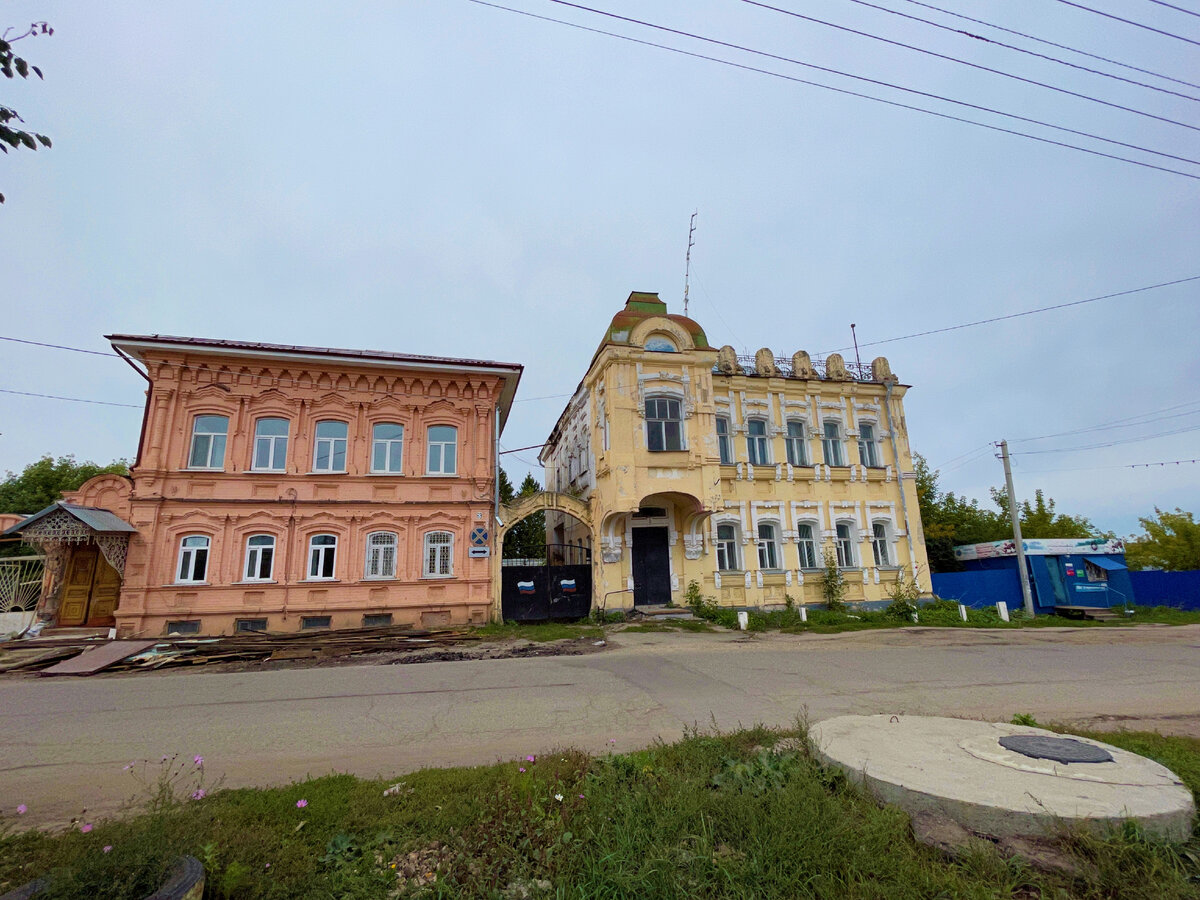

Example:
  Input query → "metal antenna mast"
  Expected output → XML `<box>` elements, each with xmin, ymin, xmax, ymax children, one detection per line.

<box><xmin>683</xmin><ymin>211</ymin><xmax>697</xmax><ymax>317</ymax></box>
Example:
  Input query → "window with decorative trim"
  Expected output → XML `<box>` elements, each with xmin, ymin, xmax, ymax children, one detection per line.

<box><xmin>823</xmin><ymin>421</ymin><xmax>846</xmax><ymax>467</ymax></box>
<box><xmin>747</xmin><ymin>419</ymin><xmax>770</xmax><ymax>466</ymax></box>
<box><xmin>716</xmin><ymin>523</ymin><xmax>739</xmax><ymax>571</ymax></box>
<box><xmin>715</xmin><ymin>416</ymin><xmax>733</xmax><ymax>464</ymax></box>
<box><xmin>424</xmin><ymin>531</ymin><xmax>454</xmax><ymax>577</ymax></box>
<box><xmin>371</xmin><ymin>423</ymin><xmax>404</xmax><ymax>473</ymax></box>
<box><xmin>796</xmin><ymin>523</ymin><xmax>818</xmax><ymax>569</ymax></box>
<box><xmin>835</xmin><ymin>522</ymin><xmax>856</xmax><ymax>567</ymax></box>
<box><xmin>871</xmin><ymin>522</ymin><xmax>891</xmax><ymax>566</ymax></box>
<box><xmin>365</xmin><ymin>531</ymin><xmax>398</xmax><ymax>579</ymax></box>
<box><xmin>785</xmin><ymin>420</ymin><xmax>808</xmax><ymax>466</ymax></box>
<box><xmin>757</xmin><ymin>522</ymin><xmax>781</xmax><ymax>570</ymax></box>
<box><xmin>858</xmin><ymin>422</ymin><xmax>881</xmax><ymax>467</ymax></box>
<box><xmin>313</xmin><ymin>420</ymin><xmax>348</xmax><ymax>472</ymax></box>
<box><xmin>243</xmin><ymin>534</ymin><xmax>275</xmax><ymax>581</ymax></box>
<box><xmin>427</xmin><ymin>425</ymin><xmax>458</xmax><ymax>475</ymax></box>
<box><xmin>188</xmin><ymin>416</ymin><xmax>228</xmax><ymax>469</ymax></box>
<box><xmin>307</xmin><ymin>533</ymin><xmax>338</xmax><ymax>580</ymax></box>
<box><xmin>644</xmin><ymin>335</ymin><xmax>678</xmax><ymax>352</ymax></box>
<box><xmin>645</xmin><ymin>396</ymin><xmax>683</xmax><ymax>452</ymax></box>
<box><xmin>176</xmin><ymin>535</ymin><xmax>210</xmax><ymax>583</ymax></box>
<box><xmin>252</xmin><ymin>418</ymin><xmax>289</xmax><ymax>472</ymax></box>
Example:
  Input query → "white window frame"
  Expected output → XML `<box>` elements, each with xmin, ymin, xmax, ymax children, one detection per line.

<box><xmin>858</xmin><ymin>422</ymin><xmax>881</xmax><ymax>468</ymax></box>
<box><xmin>426</xmin><ymin>425</ymin><xmax>458</xmax><ymax>475</ymax></box>
<box><xmin>823</xmin><ymin>421</ymin><xmax>846</xmax><ymax>467</ymax></box>
<box><xmin>757</xmin><ymin>522</ymin><xmax>781</xmax><ymax>571</ymax></box>
<box><xmin>243</xmin><ymin>534</ymin><xmax>275</xmax><ymax>581</ymax></box>
<box><xmin>252</xmin><ymin>418</ymin><xmax>289</xmax><ymax>472</ymax></box>
<box><xmin>423</xmin><ymin>531</ymin><xmax>454</xmax><ymax>578</ymax></box>
<box><xmin>796</xmin><ymin>523</ymin><xmax>819</xmax><ymax>569</ymax></box>
<box><xmin>365</xmin><ymin>531</ymin><xmax>398</xmax><ymax>579</ymax></box>
<box><xmin>785</xmin><ymin>420</ymin><xmax>808</xmax><ymax>466</ymax></box>
<box><xmin>835</xmin><ymin>522</ymin><xmax>856</xmax><ymax>568</ymax></box>
<box><xmin>307</xmin><ymin>533</ymin><xmax>338</xmax><ymax>580</ymax></box>
<box><xmin>176</xmin><ymin>535</ymin><xmax>210</xmax><ymax>584</ymax></box>
<box><xmin>187</xmin><ymin>415</ymin><xmax>228</xmax><ymax>470</ymax></box>
<box><xmin>645</xmin><ymin>396</ymin><xmax>684</xmax><ymax>452</ymax></box>
<box><xmin>371</xmin><ymin>423</ymin><xmax>404</xmax><ymax>474</ymax></box>
<box><xmin>872</xmin><ymin>521</ymin><xmax>891</xmax><ymax>566</ymax></box>
<box><xmin>716</xmin><ymin>523</ymin><xmax>740</xmax><ymax>571</ymax></box>
<box><xmin>312</xmin><ymin>420</ymin><xmax>348</xmax><ymax>473</ymax></box>
<box><xmin>715</xmin><ymin>416</ymin><xmax>733</xmax><ymax>465</ymax></box>
<box><xmin>746</xmin><ymin>418</ymin><xmax>770</xmax><ymax>466</ymax></box>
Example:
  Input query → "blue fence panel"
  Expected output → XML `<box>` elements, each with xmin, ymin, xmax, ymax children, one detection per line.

<box><xmin>930</xmin><ymin>570</ymin><xmax>1021</xmax><ymax>608</ymax></box>
<box><xmin>1128</xmin><ymin>570</ymin><xmax>1200</xmax><ymax>611</ymax></box>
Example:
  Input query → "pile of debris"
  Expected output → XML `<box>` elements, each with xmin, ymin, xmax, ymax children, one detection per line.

<box><xmin>0</xmin><ymin>624</ymin><xmax>479</xmax><ymax>676</ymax></box>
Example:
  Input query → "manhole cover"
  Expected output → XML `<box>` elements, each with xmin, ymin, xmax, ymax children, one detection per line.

<box><xmin>999</xmin><ymin>735</ymin><xmax>1114</xmax><ymax>764</ymax></box>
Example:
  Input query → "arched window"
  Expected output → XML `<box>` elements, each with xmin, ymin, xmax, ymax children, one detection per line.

<box><xmin>424</xmin><ymin>531</ymin><xmax>454</xmax><ymax>577</ymax></box>
<box><xmin>858</xmin><ymin>422</ymin><xmax>881</xmax><ymax>467</ymax></box>
<box><xmin>176</xmin><ymin>535</ymin><xmax>210</xmax><ymax>583</ymax></box>
<box><xmin>307</xmin><ymin>533</ymin><xmax>338</xmax><ymax>580</ymax></box>
<box><xmin>645</xmin><ymin>396</ymin><xmax>683</xmax><ymax>452</ymax></box>
<box><xmin>244</xmin><ymin>534</ymin><xmax>275</xmax><ymax>581</ymax></box>
<box><xmin>313</xmin><ymin>421</ymin><xmax>348</xmax><ymax>472</ymax></box>
<box><xmin>188</xmin><ymin>415</ymin><xmax>228</xmax><ymax>469</ymax></box>
<box><xmin>365</xmin><ymin>531</ymin><xmax>398</xmax><ymax>578</ymax></box>
<box><xmin>715</xmin><ymin>416</ymin><xmax>733</xmax><ymax>465</ymax></box>
<box><xmin>252</xmin><ymin>418</ymin><xmax>289</xmax><ymax>472</ymax></box>
<box><xmin>644</xmin><ymin>335</ymin><xmax>678</xmax><ymax>352</ymax></box>
<box><xmin>823</xmin><ymin>421</ymin><xmax>846</xmax><ymax>467</ymax></box>
<box><xmin>796</xmin><ymin>523</ymin><xmax>818</xmax><ymax>569</ymax></box>
<box><xmin>872</xmin><ymin>522</ymin><xmax>891</xmax><ymax>566</ymax></box>
<box><xmin>835</xmin><ymin>522</ymin><xmax>856</xmax><ymax>567</ymax></box>
<box><xmin>716</xmin><ymin>523</ymin><xmax>739</xmax><ymax>571</ymax></box>
<box><xmin>372</xmin><ymin>423</ymin><xmax>404</xmax><ymax>473</ymax></box>
<box><xmin>757</xmin><ymin>522</ymin><xmax>781</xmax><ymax>570</ymax></box>
<box><xmin>427</xmin><ymin>425</ymin><xmax>458</xmax><ymax>475</ymax></box>
<box><xmin>746</xmin><ymin>419</ymin><xmax>770</xmax><ymax>466</ymax></box>
<box><xmin>785</xmin><ymin>420</ymin><xmax>808</xmax><ymax>466</ymax></box>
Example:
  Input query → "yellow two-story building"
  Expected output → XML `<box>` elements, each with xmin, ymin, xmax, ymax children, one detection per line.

<box><xmin>539</xmin><ymin>291</ymin><xmax>929</xmax><ymax>609</ymax></box>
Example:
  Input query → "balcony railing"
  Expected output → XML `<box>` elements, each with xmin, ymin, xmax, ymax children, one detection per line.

<box><xmin>718</xmin><ymin>353</ymin><xmax>878</xmax><ymax>382</ymax></box>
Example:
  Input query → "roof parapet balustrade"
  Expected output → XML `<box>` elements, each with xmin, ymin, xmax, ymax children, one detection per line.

<box><xmin>714</xmin><ymin>346</ymin><xmax>891</xmax><ymax>383</ymax></box>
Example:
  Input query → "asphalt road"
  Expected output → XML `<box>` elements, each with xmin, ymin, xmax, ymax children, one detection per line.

<box><xmin>3</xmin><ymin>625</ymin><xmax>1199</xmax><ymax>828</ymax></box>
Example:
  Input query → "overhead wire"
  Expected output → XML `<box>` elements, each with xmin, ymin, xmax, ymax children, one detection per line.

<box><xmin>1053</xmin><ymin>0</ymin><xmax>1200</xmax><ymax>48</ymax></box>
<box><xmin>1142</xmin><ymin>0</ymin><xmax>1200</xmax><ymax>20</ymax></box>
<box><xmin>1011</xmin><ymin>399</ymin><xmax>1200</xmax><ymax>443</ymax></box>
<box><xmin>0</xmin><ymin>335</ymin><xmax>118</xmax><ymax>357</ymax></box>
<box><xmin>1009</xmin><ymin>421</ymin><xmax>1200</xmax><ymax>454</ymax></box>
<box><xmin>0</xmin><ymin>388</ymin><xmax>143</xmax><ymax>409</ymax></box>
<box><xmin>465</xmin><ymin>0</ymin><xmax>1200</xmax><ymax>180</ymax></box>
<box><xmin>1017</xmin><ymin>456</ymin><xmax>1199</xmax><ymax>473</ymax></box>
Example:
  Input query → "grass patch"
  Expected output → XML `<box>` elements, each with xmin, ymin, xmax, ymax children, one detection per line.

<box><xmin>620</xmin><ymin>619</ymin><xmax>715</xmax><ymax>633</ymax></box>
<box><xmin>4</xmin><ymin>724</ymin><xmax>1198</xmax><ymax>899</ymax></box>
<box><xmin>471</xmin><ymin>622</ymin><xmax>603</xmax><ymax>643</ymax></box>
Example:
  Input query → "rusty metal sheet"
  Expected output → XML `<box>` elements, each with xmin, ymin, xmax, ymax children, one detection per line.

<box><xmin>39</xmin><ymin>640</ymin><xmax>158</xmax><ymax>676</ymax></box>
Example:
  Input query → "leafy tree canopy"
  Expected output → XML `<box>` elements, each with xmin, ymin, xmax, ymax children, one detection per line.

<box><xmin>502</xmin><ymin>470</ymin><xmax>547</xmax><ymax>560</ymax></box>
<box><xmin>0</xmin><ymin>455</ymin><xmax>129</xmax><ymax>515</ymax></box>
<box><xmin>1</xmin><ymin>21</ymin><xmax>53</xmax><ymax>203</ymax></box>
<box><xmin>1125</xmin><ymin>508</ymin><xmax>1200</xmax><ymax>571</ymax></box>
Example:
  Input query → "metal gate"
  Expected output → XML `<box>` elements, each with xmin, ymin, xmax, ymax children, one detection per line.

<box><xmin>501</xmin><ymin>543</ymin><xmax>592</xmax><ymax>622</ymax></box>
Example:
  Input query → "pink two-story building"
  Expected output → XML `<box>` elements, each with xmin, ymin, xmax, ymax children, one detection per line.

<box><xmin>6</xmin><ymin>335</ymin><xmax>521</xmax><ymax>637</ymax></box>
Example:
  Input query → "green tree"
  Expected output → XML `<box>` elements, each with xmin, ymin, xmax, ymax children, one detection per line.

<box><xmin>1125</xmin><ymin>508</ymin><xmax>1200</xmax><ymax>571</ymax></box>
<box><xmin>503</xmin><ymin>472</ymin><xmax>546</xmax><ymax>560</ymax></box>
<box><xmin>0</xmin><ymin>455</ymin><xmax>129</xmax><ymax>514</ymax></box>
<box><xmin>1</xmin><ymin>21</ymin><xmax>54</xmax><ymax>203</ymax></box>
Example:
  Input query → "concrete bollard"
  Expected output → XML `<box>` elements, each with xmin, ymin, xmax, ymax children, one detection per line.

<box><xmin>737</xmin><ymin>610</ymin><xmax>749</xmax><ymax>631</ymax></box>
<box><xmin>997</xmin><ymin>601</ymin><xmax>1010</xmax><ymax>623</ymax></box>
<box><xmin>799</xmin><ymin>605</ymin><xmax>807</xmax><ymax>623</ymax></box>
<box><xmin>958</xmin><ymin>604</ymin><xmax>968</xmax><ymax>622</ymax></box>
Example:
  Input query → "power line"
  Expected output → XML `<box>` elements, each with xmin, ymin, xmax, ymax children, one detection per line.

<box><xmin>841</xmin><ymin>0</ymin><xmax>1200</xmax><ymax>104</ymax></box>
<box><xmin>1010</xmin><ymin>421</ymin><xmax>1200</xmax><ymax>454</ymax></box>
<box><xmin>825</xmin><ymin>274</ymin><xmax>1200</xmax><ymax>353</ymax></box>
<box><xmin>0</xmin><ymin>335</ymin><xmax>118</xmax><ymax>357</ymax></box>
<box><xmin>737</xmin><ymin>0</ymin><xmax>1200</xmax><ymax>132</ymax></box>
<box><xmin>1018</xmin><ymin>457</ymin><xmax>1199</xmax><ymax>474</ymax></box>
<box><xmin>1054</xmin><ymin>0</ymin><xmax>1200</xmax><ymax>48</ymax></box>
<box><xmin>0</xmin><ymin>388</ymin><xmax>143</xmax><ymax>409</ymax></box>
<box><xmin>1143</xmin><ymin>0</ymin><xmax>1200</xmax><ymax>20</ymax></box>
<box><xmin>467</xmin><ymin>0</ymin><xmax>1200</xmax><ymax>180</ymax></box>
<box><xmin>899</xmin><ymin>0</ymin><xmax>1200</xmax><ymax>91</ymax></box>
<box><xmin>1011</xmin><ymin>399</ymin><xmax>1200</xmax><ymax>443</ymax></box>
<box><xmin>512</xmin><ymin>392</ymin><xmax>574</xmax><ymax>403</ymax></box>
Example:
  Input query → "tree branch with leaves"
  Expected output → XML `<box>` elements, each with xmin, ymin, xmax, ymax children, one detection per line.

<box><xmin>1</xmin><ymin>20</ymin><xmax>54</xmax><ymax>203</ymax></box>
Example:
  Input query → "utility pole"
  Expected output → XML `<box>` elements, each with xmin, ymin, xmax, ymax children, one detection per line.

<box><xmin>683</xmin><ymin>211</ymin><xmax>696</xmax><ymax>317</ymax></box>
<box><xmin>999</xmin><ymin>439</ymin><xmax>1035</xmax><ymax>617</ymax></box>
<box><xmin>851</xmin><ymin>323</ymin><xmax>862</xmax><ymax>370</ymax></box>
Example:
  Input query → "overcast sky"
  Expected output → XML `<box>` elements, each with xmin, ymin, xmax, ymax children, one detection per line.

<box><xmin>2</xmin><ymin>0</ymin><xmax>1197</xmax><ymax>536</ymax></box>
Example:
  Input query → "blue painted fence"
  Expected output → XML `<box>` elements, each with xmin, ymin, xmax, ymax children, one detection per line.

<box><xmin>930</xmin><ymin>570</ymin><xmax>1021</xmax><ymax>609</ymax></box>
<box><xmin>1127</xmin><ymin>570</ymin><xmax>1200</xmax><ymax>611</ymax></box>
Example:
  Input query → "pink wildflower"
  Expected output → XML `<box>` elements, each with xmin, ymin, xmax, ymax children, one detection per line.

<box><xmin>579</xmin><ymin>794</ymin><xmax>585</xmax><ymax>799</ymax></box>
<box><xmin>519</xmin><ymin>767</ymin><xmax>526</xmax><ymax>773</ymax></box>
<box><xmin>296</xmin><ymin>799</ymin><xmax>308</xmax><ymax>808</ymax></box>
<box><xmin>265</xmin><ymin>863</ymin><xmax>271</xmax><ymax>870</ymax></box>
<box><xmin>122</xmin><ymin>763</ymin><xmax>134</xmax><ymax>771</ymax></box>
<box><xmin>81</xmin><ymin>823</ymin><xmax>93</xmax><ymax>833</ymax></box>
<box><xmin>16</xmin><ymin>804</ymin><xmax>27</xmax><ymax>815</ymax></box>
<box><xmin>103</xmin><ymin>846</ymin><xmax>113</xmax><ymax>854</ymax></box>
<box><xmin>526</xmin><ymin>755</ymin><xmax>536</xmax><ymax>763</ymax></box>
<box><xmin>193</xmin><ymin>755</ymin><xmax>204</xmax><ymax>767</ymax></box>
<box><xmin>191</xmin><ymin>789</ymin><xmax>206</xmax><ymax>800</ymax></box>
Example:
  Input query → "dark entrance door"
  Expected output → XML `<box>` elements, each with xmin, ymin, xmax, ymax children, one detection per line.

<box><xmin>632</xmin><ymin>527</ymin><xmax>670</xmax><ymax>606</ymax></box>
<box><xmin>501</xmin><ymin>543</ymin><xmax>592</xmax><ymax>622</ymax></box>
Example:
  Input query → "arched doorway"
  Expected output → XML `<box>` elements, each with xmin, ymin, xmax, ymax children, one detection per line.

<box><xmin>494</xmin><ymin>492</ymin><xmax>594</xmax><ymax>622</ymax></box>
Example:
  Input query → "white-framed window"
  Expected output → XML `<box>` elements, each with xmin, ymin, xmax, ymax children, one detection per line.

<box><xmin>645</xmin><ymin>396</ymin><xmax>683</xmax><ymax>452</ymax></box>
<box><xmin>188</xmin><ymin>415</ymin><xmax>228</xmax><ymax>469</ymax></box>
<box><xmin>835</xmin><ymin>522</ymin><xmax>856</xmax><ymax>567</ymax></box>
<box><xmin>796</xmin><ymin>523</ymin><xmax>818</xmax><ymax>569</ymax></box>
<box><xmin>371</xmin><ymin>423</ymin><xmax>404</xmax><ymax>473</ymax></box>
<box><xmin>427</xmin><ymin>425</ymin><xmax>458</xmax><ymax>475</ymax></box>
<box><xmin>757</xmin><ymin>522</ymin><xmax>781</xmax><ymax>570</ymax></box>
<box><xmin>715</xmin><ymin>416</ymin><xmax>733</xmax><ymax>465</ymax></box>
<box><xmin>716</xmin><ymin>523</ymin><xmax>739</xmax><ymax>571</ymax></box>
<box><xmin>423</xmin><ymin>531</ymin><xmax>454</xmax><ymax>577</ymax></box>
<box><xmin>872</xmin><ymin>522</ymin><xmax>891</xmax><ymax>566</ymax></box>
<box><xmin>858</xmin><ymin>422</ymin><xmax>881</xmax><ymax>467</ymax></box>
<box><xmin>176</xmin><ymin>535</ymin><xmax>210</xmax><ymax>583</ymax></box>
<box><xmin>307</xmin><ymin>533</ymin><xmax>338</xmax><ymax>580</ymax></box>
<box><xmin>244</xmin><ymin>534</ymin><xmax>275</xmax><ymax>581</ymax></box>
<box><xmin>785</xmin><ymin>420</ymin><xmax>808</xmax><ymax>466</ymax></box>
<box><xmin>365</xmin><ymin>531</ymin><xmax>398</xmax><ymax>579</ymax></box>
<box><xmin>1085</xmin><ymin>559</ymin><xmax>1108</xmax><ymax>582</ymax></box>
<box><xmin>746</xmin><ymin>419</ymin><xmax>770</xmax><ymax>466</ymax></box>
<box><xmin>823</xmin><ymin>421</ymin><xmax>846</xmax><ymax>467</ymax></box>
<box><xmin>645</xmin><ymin>335</ymin><xmax>678</xmax><ymax>352</ymax></box>
<box><xmin>313</xmin><ymin>420</ymin><xmax>348</xmax><ymax>472</ymax></box>
<box><xmin>252</xmin><ymin>418</ymin><xmax>289</xmax><ymax>472</ymax></box>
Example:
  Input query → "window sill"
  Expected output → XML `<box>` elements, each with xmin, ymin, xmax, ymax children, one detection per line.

<box><xmin>170</xmin><ymin>582</ymin><xmax>209</xmax><ymax>587</ymax></box>
<box><xmin>363</xmin><ymin>575</ymin><xmax>397</xmax><ymax>581</ymax></box>
<box><xmin>716</xmin><ymin>569</ymin><xmax>744</xmax><ymax>575</ymax></box>
<box><xmin>422</xmin><ymin>574</ymin><xmax>455</xmax><ymax>580</ymax></box>
<box><xmin>306</xmin><ymin>471</ymin><xmax>347</xmax><ymax>476</ymax></box>
<box><xmin>249</xmin><ymin>469</ymin><xmax>287</xmax><ymax>475</ymax></box>
<box><xmin>304</xmin><ymin>578</ymin><xmax>340</xmax><ymax>583</ymax></box>
<box><xmin>183</xmin><ymin>467</ymin><xmax>224</xmax><ymax>473</ymax></box>
<box><xmin>647</xmin><ymin>449</ymin><xmax>688</xmax><ymax>454</ymax></box>
<box><xmin>424</xmin><ymin>472</ymin><xmax>458</xmax><ymax>478</ymax></box>
<box><xmin>234</xmin><ymin>580</ymin><xmax>277</xmax><ymax>585</ymax></box>
<box><xmin>367</xmin><ymin>472</ymin><xmax>405</xmax><ymax>477</ymax></box>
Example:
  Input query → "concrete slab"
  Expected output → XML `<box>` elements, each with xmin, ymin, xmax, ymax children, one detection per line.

<box><xmin>809</xmin><ymin>715</ymin><xmax>1195</xmax><ymax>842</ymax></box>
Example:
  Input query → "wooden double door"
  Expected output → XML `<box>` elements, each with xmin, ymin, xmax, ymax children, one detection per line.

<box><xmin>58</xmin><ymin>546</ymin><xmax>121</xmax><ymax>626</ymax></box>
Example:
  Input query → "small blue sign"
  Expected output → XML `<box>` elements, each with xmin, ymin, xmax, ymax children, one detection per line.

<box><xmin>470</xmin><ymin>527</ymin><xmax>488</xmax><ymax>546</ymax></box>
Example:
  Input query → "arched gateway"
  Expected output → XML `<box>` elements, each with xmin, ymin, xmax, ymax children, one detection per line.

<box><xmin>492</xmin><ymin>492</ymin><xmax>594</xmax><ymax>622</ymax></box>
